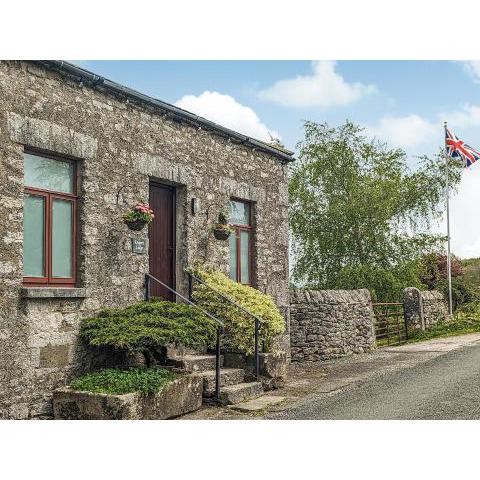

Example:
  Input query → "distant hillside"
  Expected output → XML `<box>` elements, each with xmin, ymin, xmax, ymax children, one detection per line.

<box><xmin>462</xmin><ymin>257</ymin><xmax>480</xmax><ymax>288</ymax></box>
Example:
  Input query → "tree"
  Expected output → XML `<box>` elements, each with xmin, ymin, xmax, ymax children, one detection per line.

<box><xmin>419</xmin><ymin>252</ymin><xmax>463</xmax><ymax>290</ymax></box>
<box><xmin>289</xmin><ymin>121</ymin><xmax>462</xmax><ymax>301</ymax></box>
<box><xmin>419</xmin><ymin>253</ymin><xmax>478</xmax><ymax>310</ymax></box>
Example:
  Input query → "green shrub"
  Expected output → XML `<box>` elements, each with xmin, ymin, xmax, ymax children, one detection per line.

<box><xmin>436</xmin><ymin>276</ymin><xmax>480</xmax><ymax>311</ymax></box>
<box><xmin>70</xmin><ymin>367</ymin><xmax>177</xmax><ymax>395</ymax></box>
<box><xmin>190</xmin><ymin>267</ymin><xmax>285</xmax><ymax>354</ymax></box>
<box><xmin>80</xmin><ymin>300</ymin><xmax>217</xmax><ymax>365</ymax></box>
<box><xmin>332</xmin><ymin>262</ymin><xmax>424</xmax><ymax>302</ymax></box>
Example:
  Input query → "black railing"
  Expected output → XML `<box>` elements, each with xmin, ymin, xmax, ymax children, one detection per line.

<box><xmin>144</xmin><ymin>273</ymin><xmax>224</xmax><ymax>401</ymax></box>
<box><xmin>186</xmin><ymin>270</ymin><xmax>262</xmax><ymax>380</ymax></box>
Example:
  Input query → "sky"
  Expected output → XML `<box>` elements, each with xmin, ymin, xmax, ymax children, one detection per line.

<box><xmin>76</xmin><ymin>60</ymin><xmax>480</xmax><ymax>259</ymax></box>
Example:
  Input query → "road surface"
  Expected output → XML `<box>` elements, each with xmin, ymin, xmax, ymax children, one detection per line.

<box><xmin>267</xmin><ymin>341</ymin><xmax>480</xmax><ymax>420</ymax></box>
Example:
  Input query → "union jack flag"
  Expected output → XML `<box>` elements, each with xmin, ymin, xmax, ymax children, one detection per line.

<box><xmin>445</xmin><ymin>128</ymin><xmax>480</xmax><ymax>168</ymax></box>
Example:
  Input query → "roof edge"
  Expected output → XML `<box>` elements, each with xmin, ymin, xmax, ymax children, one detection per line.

<box><xmin>30</xmin><ymin>60</ymin><xmax>295</xmax><ymax>163</ymax></box>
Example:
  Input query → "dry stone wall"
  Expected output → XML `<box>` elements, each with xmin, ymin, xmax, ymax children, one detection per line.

<box><xmin>403</xmin><ymin>288</ymin><xmax>448</xmax><ymax>330</ymax></box>
<box><xmin>289</xmin><ymin>289</ymin><xmax>375</xmax><ymax>363</ymax></box>
<box><xmin>422</xmin><ymin>290</ymin><xmax>449</xmax><ymax>327</ymax></box>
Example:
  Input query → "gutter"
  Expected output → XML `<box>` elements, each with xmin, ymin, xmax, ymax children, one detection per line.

<box><xmin>31</xmin><ymin>60</ymin><xmax>295</xmax><ymax>163</ymax></box>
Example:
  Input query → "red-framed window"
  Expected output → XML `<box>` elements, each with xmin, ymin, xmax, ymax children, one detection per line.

<box><xmin>23</xmin><ymin>150</ymin><xmax>77</xmax><ymax>287</ymax></box>
<box><xmin>229</xmin><ymin>199</ymin><xmax>253</xmax><ymax>285</ymax></box>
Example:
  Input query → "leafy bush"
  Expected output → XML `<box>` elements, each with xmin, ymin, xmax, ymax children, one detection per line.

<box><xmin>190</xmin><ymin>267</ymin><xmax>285</xmax><ymax>354</ymax></box>
<box><xmin>70</xmin><ymin>367</ymin><xmax>177</xmax><ymax>395</ymax></box>
<box><xmin>418</xmin><ymin>252</ymin><xmax>464</xmax><ymax>290</ymax></box>
<box><xmin>332</xmin><ymin>262</ymin><xmax>424</xmax><ymax>302</ymax></box>
<box><xmin>462</xmin><ymin>257</ymin><xmax>480</xmax><ymax>287</ymax></box>
<box><xmin>80</xmin><ymin>300</ymin><xmax>217</xmax><ymax>365</ymax></box>
<box><xmin>436</xmin><ymin>276</ymin><xmax>480</xmax><ymax>311</ymax></box>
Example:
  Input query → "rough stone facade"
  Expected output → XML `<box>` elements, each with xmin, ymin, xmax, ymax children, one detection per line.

<box><xmin>422</xmin><ymin>290</ymin><xmax>448</xmax><ymax>327</ymax></box>
<box><xmin>289</xmin><ymin>289</ymin><xmax>375</xmax><ymax>363</ymax></box>
<box><xmin>0</xmin><ymin>61</ymin><xmax>290</xmax><ymax>418</ymax></box>
<box><xmin>403</xmin><ymin>288</ymin><xmax>448</xmax><ymax>330</ymax></box>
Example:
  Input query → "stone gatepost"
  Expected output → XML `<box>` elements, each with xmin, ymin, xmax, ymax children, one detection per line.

<box><xmin>403</xmin><ymin>287</ymin><xmax>425</xmax><ymax>331</ymax></box>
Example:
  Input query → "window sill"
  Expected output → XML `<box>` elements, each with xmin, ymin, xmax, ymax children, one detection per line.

<box><xmin>20</xmin><ymin>287</ymin><xmax>86</xmax><ymax>299</ymax></box>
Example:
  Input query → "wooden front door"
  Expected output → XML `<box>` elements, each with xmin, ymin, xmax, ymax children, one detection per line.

<box><xmin>149</xmin><ymin>182</ymin><xmax>176</xmax><ymax>300</ymax></box>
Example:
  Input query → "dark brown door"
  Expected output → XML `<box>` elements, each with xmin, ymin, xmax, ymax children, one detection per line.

<box><xmin>149</xmin><ymin>182</ymin><xmax>176</xmax><ymax>300</ymax></box>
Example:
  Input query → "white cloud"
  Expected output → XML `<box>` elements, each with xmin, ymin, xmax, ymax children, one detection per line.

<box><xmin>257</xmin><ymin>61</ymin><xmax>376</xmax><ymax>109</ymax></box>
<box><xmin>442</xmin><ymin>103</ymin><xmax>480</xmax><ymax>129</ymax></box>
<box><xmin>435</xmin><ymin>167</ymin><xmax>480</xmax><ymax>258</ymax></box>
<box><xmin>462</xmin><ymin>61</ymin><xmax>480</xmax><ymax>83</ymax></box>
<box><xmin>174</xmin><ymin>91</ymin><xmax>278</xmax><ymax>142</ymax></box>
<box><xmin>367</xmin><ymin>114</ymin><xmax>436</xmax><ymax>148</ymax></box>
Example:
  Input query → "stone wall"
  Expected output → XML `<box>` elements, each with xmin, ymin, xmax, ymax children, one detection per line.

<box><xmin>422</xmin><ymin>290</ymin><xmax>448</xmax><ymax>328</ymax></box>
<box><xmin>289</xmin><ymin>289</ymin><xmax>375</xmax><ymax>363</ymax></box>
<box><xmin>0</xmin><ymin>61</ymin><xmax>290</xmax><ymax>418</ymax></box>
<box><xmin>403</xmin><ymin>288</ymin><xmax>448</xmax><ymax>330</ymax></box>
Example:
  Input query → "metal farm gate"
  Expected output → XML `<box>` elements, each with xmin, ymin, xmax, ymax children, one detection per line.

<box><xmin>372</xmin><ymin>302</ymin><xmax>408</xmax><ymax>346</ymax></box>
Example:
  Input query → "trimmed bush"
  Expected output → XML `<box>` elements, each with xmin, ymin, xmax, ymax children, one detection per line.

<box><xmin>80</xmin><ymin>300</ymin><xmax>217</xmax><ymax>365</ymax></box>
<box><xmin>70</xmin><ymin>367</ymin><xmax>177</xmax><ymax>395</ymax></box>
<box><xmin>190</xmin><ymin>267</ymin><xmax>285</xmax><ymax>354</ymax></box>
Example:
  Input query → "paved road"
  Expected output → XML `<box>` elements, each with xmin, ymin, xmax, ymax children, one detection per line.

<box><xmin>268</xmin><ymin>342</ymin><xmax>480</xmax><ymax>420</ymax></box>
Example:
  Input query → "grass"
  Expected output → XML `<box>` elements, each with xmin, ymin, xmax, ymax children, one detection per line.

<box><xmin>405</xmin><ymin>312</ymin><xmax>480</xmax><ymax>344</ymax></box>
<box><xmin>69</xmin><ymin>367</ymin><xmax>178</xmax><ymax>395</ymax></box>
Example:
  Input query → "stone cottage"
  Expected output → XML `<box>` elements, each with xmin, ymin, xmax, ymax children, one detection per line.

<box><xmin>0</xmin><ymin>60</ymin><xmax>293</xmax><ymax>419</ymax></box>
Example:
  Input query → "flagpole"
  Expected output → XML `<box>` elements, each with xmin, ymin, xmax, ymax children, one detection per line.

<box><xmin>444</xmin><ymin>121</ymin><xmax>453</xmax><ymax>315</ymax></box>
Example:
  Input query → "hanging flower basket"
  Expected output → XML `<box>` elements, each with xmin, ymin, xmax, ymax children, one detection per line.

<box><xmin>213</xmin><ymin>226</ymin><xmax>233</xmax><ymax>241</ymax></box>
<box><xmin>123</xmin><ymin>203</ymin><xmax>155</xmax><ymax>232</ymax></box>
<box><xmin>211</xmin><ymin>210</ymin><xmax>234</xmax><ymax>241</ymax></box>
<box><xmin>125</xmin><ymin>218</ymin><xmax>148</xmax><ymax>231</ymax></box>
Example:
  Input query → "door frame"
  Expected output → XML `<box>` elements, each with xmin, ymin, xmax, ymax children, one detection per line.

<box><xmin>148</xmin><ymin>180</ymin><xmax>177</xmax><ymax>299</ymax></box>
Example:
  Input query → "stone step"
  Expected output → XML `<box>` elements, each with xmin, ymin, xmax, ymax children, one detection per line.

<box><xmin>168</xmin><ymin>354</ymin><xmax>224</xmax><ymax>372</ymax></box>
<box><xmin>198</xmin><ymin>368</ymin><xmax>245</xmax><ymax>397</ymax></box>
<box><xmin>219</xmin><ymin>381</ymin><xmax>264</xmax><ymax>405</ymax></box>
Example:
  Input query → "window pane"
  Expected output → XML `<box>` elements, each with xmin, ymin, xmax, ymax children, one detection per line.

<box><xmin>23</xmin><ymin>195</ymin><xmax>45</xmax><ymax>277</ymax></box>
<box><xmin>240</xmin><ymin>230</ymin><xmax>250</xmax><ymax>284</ymax></box>
<box><xmin>52</xmin><ymin>199</ymin><xmax>73</xmax><ymax>278</ymax></box>
<box><xmin>24</xmin><ymin>153</ymin><xmax>74</xmax><ymax>194</ymax></box>
<box><xmin>229</xmin><ymin>231</ymin><xmax>237</xmax><ymax>281</ymax></box>
<box><xmin>229</xmin><ymin>200</ymin><xmax>250</xmax><ymax>225</ymax></box>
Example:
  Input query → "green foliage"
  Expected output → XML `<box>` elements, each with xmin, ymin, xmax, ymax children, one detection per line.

<box><xmin>80</xmin><ymin>300</ymin><xmax>217</xmax><ymax>363</ymax></box>
<box><xmin>462</xmin><ymin>257</ymin><xmax>480</xmax><ymax>288</ymax></box>
<box><xmin>418</xmin><ymin>252</ymin><xmax>463</xmax><ymax>289</ymax></box>
<box><xmin>190</xmin><ymin>267</ymin><xmax>285</xmax><ymax>354</ymax></box>
<box><xmin>333</xmin><ymin>262</ymin><xmax>424</xmax><ymax>302</ymax></box>
<box><xmin>70</xmin><ymin>367</ymin><xmax>177</xmax><ymax>395</ymax></box>
<box><xmin>436</xmin><ymin>276</ymin><xmax>480</xmax><ymax>311</ymax></box>
<box><xmin>407</xmin><ymin>308</ymin><xmax>480</xmax><ymax>343</ymax></box>
<box><xmin>289</xmin><ymin>120</ymin><xmax>462</xmax><ymax>301</ymax></box>
<box><xmin>418</xmin><ymin>252</ymin><xmax>479</xmax><ymax>310</ymax></box>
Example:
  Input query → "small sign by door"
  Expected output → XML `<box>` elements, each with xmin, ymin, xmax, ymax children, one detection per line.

<box><xmin>131</xmin><ymin>238</ymin><xmax>147</xmax><ymax>254</ymax></box>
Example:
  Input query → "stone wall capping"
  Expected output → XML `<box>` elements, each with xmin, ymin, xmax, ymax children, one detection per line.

<box><xmin>20</xmin><ymin>287</ymin><xmax>87</xmax><ymax>299</ymax></box>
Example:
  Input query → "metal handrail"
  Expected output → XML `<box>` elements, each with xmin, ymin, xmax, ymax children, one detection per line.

<box><xmin>186</xmin><ymin>270</ymin><xmax>264</xmax><ymax>325</ymax></box>
<box><xmin>185</xmin><ymin>269</ymin><xmax>262</xmax><ymax>380</ymax></box>
<box><xmin>144</xmin><ymin>273</ymin><xmax>223</xmax><ymax>401</ymax></box>
<box><xmin>145</xmin><ymin>273</ymin><xmax>224</xmax><ymax>327</ymax></box>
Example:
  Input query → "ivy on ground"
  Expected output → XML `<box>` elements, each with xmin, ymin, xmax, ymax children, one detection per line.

<box><xmin>70</xmin><ymin>367</ymin><xmax>177</xmax><ymax>395</ymax></box>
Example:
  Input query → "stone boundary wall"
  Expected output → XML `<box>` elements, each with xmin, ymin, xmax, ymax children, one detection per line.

<box><xmin>403</xmin><ymin>288</ymin><xmax>448</xmax><ymax>330</ymax></box>
<box><xmin>289</xmin><ymin>289</ymin><xmax>375</xmax><ymax>363</ymax></box>
<box><xmin>422</xmin><ymin>290</ymin><xmax>449</xmax><ymax>328</ymax></box>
